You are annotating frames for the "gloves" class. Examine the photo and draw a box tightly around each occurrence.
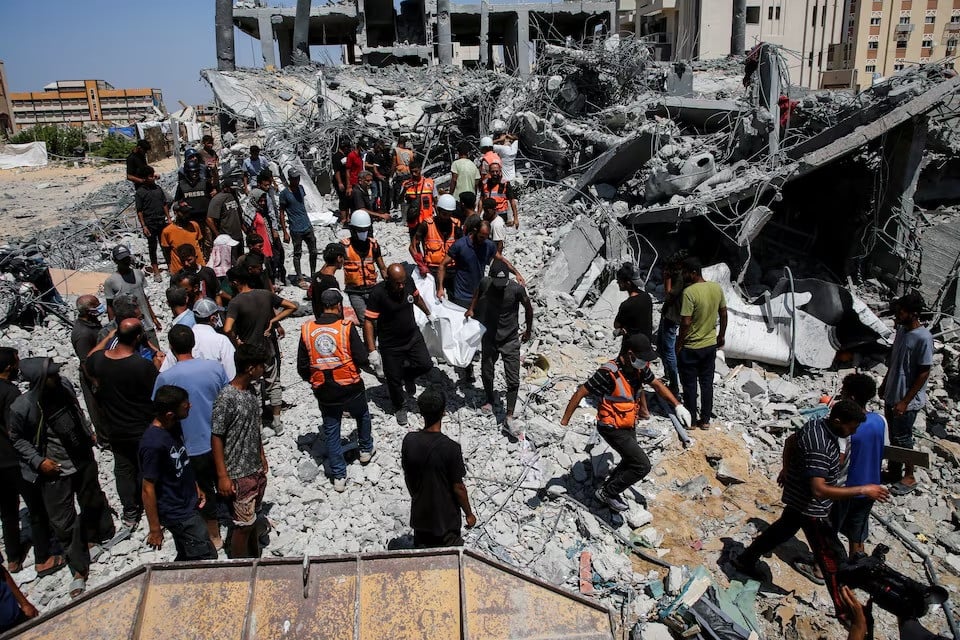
[427,314,440,328]
[413,253,430,277]
[368,350,384,377]
[674,404,692,429]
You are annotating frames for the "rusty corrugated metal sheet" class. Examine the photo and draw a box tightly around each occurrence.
[4,550,614,640]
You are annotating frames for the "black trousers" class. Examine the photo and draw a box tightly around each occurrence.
[41,461,114,576]
[166,513,218,561]
[0,466,52,564]
[381,335,433,410]
[190,453,219,521]
[111,441,143,522]
[741,506,848,619]
[597,426,652,496]
[481,336,521,413]
[413,529,463,548]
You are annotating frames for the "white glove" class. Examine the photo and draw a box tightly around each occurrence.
[368,350,384,377]
[674,404,692,429]
[427,314,439,325]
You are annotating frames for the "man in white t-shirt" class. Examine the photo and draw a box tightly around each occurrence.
[481,198,506,252]
[492,133,519,182]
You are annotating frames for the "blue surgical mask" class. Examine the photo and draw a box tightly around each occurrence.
[630,357,648,370]
[356,231,369,241]
[93,302,107,317]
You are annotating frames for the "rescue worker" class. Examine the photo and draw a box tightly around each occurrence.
[559,334,692,511]
[481,162,519,229]
[409,194,462,292]
[401,161,437,238]
[298,289,374,493]
[391,137,415,207]
[175,159,213,251]
[478,136,501,178]
[341,210,388,324]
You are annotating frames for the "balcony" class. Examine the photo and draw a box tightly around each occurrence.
[895,23,916,33]
[947,22,960,31]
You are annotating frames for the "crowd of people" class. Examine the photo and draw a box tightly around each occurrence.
[0,131,939,637]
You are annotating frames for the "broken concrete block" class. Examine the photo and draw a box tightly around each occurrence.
[626,506,654,529]
[297,458,320,483]
[635,622,673,640]
[716,459,746,485]
[666,565,685,594]
[636,527,663,548]
[736,368,768,398]
[540,218,604,298]
[768,378,801,402]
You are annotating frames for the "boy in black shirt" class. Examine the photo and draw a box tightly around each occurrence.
[135,166,171,282]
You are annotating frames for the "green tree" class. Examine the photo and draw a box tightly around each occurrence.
[92,134,136,160]
[10,124,86,157]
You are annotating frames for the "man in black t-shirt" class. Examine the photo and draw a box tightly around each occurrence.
[140,385,217,562]
[401,389,475,547]
[125,139,151,188]
[332,140,351,224]
[363,264,436,427]
[614,262,654,419]
[310,243,345,311]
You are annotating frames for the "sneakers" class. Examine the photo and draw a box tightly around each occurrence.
[359,448,376,464]
[395,408,408,427]
[333,478,347,493]
[595,487,629,512]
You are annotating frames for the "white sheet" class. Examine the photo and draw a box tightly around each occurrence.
[412,271,486,368]
[0,142,47,169]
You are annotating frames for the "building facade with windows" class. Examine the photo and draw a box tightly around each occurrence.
[10,80,165,128]
[634,0,845,89]
[823,0,960,90]
[0,61,16,137]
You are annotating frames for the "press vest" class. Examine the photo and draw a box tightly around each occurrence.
[301,319,360,388]
[178,177,210,216]
[422,218,461,268]
[596,362,639,430]
[341,238,379,289]
[482,180,511,214]
[403,177,435,228]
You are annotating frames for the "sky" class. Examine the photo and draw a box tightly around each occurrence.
[0,0,329,109]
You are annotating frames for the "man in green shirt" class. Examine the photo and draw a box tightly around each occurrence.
[676,257,727,429]
[450,142,480,200]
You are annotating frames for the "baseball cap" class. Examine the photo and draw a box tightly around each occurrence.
[616,262,644,287]
[287,168,301,180]
[489,260,510,288]
[320,288,343,307]
[213,234,240,247]
[193,298,224,319]
[622,333,659,362]
[112,245,132,262]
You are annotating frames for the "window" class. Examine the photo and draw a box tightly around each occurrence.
[768,6,774,19]
[775,6,781,19]
[870,17,881,25]
[925,16,935,23]
[922,38,933,47]
[899,16,910,24]
[948,38,959,50]
[897,39,908,47]
[866,64,877,72]
[868,41,879,48]
[894,63,905,70]
[746,6,761,24]
[952,15,960,23]
[812,5,818,25]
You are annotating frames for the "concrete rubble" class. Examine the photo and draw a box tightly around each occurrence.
[4,35,960,640]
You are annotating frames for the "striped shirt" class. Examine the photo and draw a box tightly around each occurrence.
[782,417,841,518]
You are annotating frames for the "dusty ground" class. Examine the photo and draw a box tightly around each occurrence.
[0,158,177,243]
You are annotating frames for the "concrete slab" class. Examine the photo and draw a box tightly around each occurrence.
[561,130,666,204]
[541,218,604,296]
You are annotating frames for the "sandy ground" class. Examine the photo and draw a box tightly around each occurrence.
[0,157,178,243]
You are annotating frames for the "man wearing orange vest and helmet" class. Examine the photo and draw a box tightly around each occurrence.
[409,194,463,289]
[560,334,692,512]
[298,288,374,493]
[341,210,388,325]
[478,136,501,178]
[401,161,437,239]
[481,163,519,229]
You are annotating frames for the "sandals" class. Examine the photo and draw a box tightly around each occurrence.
[791,559,825,585]
[69,575,86,599]
[36,555,67,578]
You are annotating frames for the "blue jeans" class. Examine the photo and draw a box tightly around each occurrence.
[679,345,717,425]
[319,392,373,479]
[658,319,679,391]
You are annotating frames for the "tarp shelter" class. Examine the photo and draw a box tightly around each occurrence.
[107,126,137,139]
[0,142,47,170]
[1,549,614,640]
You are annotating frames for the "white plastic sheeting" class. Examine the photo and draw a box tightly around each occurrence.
[0,142,47,169]
[412,271,486,368]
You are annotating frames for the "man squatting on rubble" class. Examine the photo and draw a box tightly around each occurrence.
[560,334,692,512]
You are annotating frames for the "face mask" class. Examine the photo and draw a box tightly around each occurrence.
[93,302,107,317]
[630,357,648,370]
[356,231,369,241]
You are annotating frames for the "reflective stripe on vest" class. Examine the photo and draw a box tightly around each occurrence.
[596,362,638,429]
[403,178,435,228]
[341,238,378,288]
[423,217,460,267]
[301,319,360,388]
[482,181,510,213]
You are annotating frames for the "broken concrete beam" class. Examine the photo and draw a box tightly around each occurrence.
[561,129,668,204]
[735,368,767,398]
[541,218,604,298]
[648,96,743,132]
[767,378,800,402]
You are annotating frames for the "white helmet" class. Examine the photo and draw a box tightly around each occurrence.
[490,119,507,133]
[480,136,493,148]
[350,210,372,228]
[437,194,457,211]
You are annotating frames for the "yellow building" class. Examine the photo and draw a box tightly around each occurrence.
[824,0,960,90]
[10,80,165,128]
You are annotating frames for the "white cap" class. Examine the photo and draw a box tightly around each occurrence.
[480,136,493,148]
[437,194,457,211]
[350,210,372,228]
[214,234,240,247]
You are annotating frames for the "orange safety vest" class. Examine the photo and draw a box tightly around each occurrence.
[482,180,511,214]
[422,217,461,267]
[595,362,639,429]
[301,319,361,388]
[341,237,379,288]
[395,147,413,174]
[403,177,435,228]
[480,150,501,177]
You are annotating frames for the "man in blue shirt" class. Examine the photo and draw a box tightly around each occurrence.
[153,325,229,550]
[140,385,217,562]
[437,221,525,310]
[279,169,317,285]
[242,145,270,193]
